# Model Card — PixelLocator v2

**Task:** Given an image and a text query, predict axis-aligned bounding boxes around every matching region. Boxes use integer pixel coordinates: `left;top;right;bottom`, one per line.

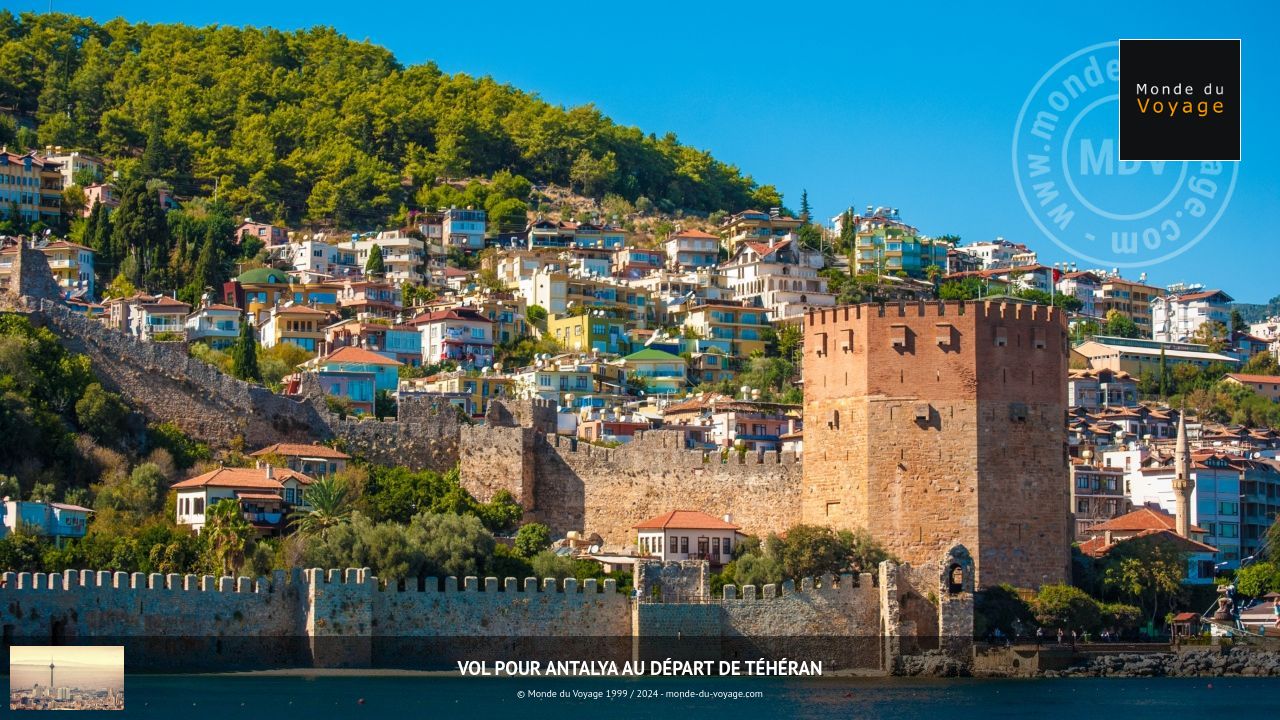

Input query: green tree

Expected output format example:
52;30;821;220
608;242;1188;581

1104;309;1140;339
230;320;261;382
514;522;552;558
138;117;172;181
1101;539;1186;627
1230;308;1247;333
74;382;129;445
798;189;811;223
1235;561;1280;598
1158;347;1170;397
110;179;171;290
1033;584;1103;632
1191;321;1228;353
202;498;254;576
365;243;385;277
291;473;353;536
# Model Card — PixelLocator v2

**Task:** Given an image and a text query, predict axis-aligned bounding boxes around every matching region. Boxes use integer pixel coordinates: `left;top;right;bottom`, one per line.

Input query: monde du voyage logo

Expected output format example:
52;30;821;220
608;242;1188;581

1012;40;1240;269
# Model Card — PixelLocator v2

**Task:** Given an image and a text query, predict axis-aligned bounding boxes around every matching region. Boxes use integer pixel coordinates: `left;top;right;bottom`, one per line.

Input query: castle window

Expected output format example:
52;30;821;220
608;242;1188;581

1009;403;1028;422
828;410;840;429
994;326;1008;347
815;331;828;356
1033;327;1047;349
935;323;954;346
842;328;854;352
948;565;964;594
890;324;909;349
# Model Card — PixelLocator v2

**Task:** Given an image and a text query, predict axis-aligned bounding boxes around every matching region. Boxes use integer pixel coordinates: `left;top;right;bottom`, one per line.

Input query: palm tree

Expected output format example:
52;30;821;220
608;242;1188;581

203;498;252;577
290;474;352;536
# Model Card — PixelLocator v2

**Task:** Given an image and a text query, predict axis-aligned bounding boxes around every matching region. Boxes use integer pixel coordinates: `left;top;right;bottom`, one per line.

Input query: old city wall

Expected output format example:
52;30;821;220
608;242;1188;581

802;301;1070;589
460;417;800;546
14;297;461;471
1;555;977;672
0;568;307;670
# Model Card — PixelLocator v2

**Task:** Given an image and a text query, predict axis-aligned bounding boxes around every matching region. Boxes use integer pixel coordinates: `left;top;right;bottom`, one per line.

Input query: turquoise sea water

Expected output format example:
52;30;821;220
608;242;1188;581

105;675;1280;719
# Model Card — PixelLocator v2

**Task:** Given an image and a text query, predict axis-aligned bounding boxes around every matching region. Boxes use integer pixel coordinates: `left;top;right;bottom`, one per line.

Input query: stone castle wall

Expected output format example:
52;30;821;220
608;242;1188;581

802;301;1071;589
22;299;461;471
0;555;975;673
459;416;801;545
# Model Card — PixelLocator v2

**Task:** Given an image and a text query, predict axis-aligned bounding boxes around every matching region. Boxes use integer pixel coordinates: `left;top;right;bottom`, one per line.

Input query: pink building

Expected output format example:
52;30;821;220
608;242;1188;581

237;220;288;246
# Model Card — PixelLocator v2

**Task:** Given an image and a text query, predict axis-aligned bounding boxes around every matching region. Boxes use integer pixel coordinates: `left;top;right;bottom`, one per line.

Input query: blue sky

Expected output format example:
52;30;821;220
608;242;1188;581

6;0;1277;302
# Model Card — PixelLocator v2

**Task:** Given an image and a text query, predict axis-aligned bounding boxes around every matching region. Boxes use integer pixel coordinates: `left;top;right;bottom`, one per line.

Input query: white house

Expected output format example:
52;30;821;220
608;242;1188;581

1151;288;1234;343
185;302;242;350
633;510;741;567
171;466;313;536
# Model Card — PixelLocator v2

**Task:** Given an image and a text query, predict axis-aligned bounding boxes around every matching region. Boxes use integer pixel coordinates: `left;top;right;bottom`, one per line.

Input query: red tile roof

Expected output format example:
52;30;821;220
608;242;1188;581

1224;373;1280;385
1079;528;1218;558
406;307;493;325
322;346;402;366
249;443;351;460
633;510;741;531
743;239;793;258
1089;506;1206;534
171;466;313;490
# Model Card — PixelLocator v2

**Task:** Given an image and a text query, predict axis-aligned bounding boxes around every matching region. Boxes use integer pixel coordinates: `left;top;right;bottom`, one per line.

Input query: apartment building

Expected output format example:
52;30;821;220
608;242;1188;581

1151;288;1234;343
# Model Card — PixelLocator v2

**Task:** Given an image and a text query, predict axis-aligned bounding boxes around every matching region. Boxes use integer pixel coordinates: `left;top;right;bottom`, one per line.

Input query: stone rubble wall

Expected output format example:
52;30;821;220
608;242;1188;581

458;415;801;545
20;299;461;471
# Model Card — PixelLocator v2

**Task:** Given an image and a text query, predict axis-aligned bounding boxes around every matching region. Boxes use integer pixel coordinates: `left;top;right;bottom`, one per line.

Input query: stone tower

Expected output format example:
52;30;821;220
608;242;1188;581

1172;411;1194;537
801;300;1071;589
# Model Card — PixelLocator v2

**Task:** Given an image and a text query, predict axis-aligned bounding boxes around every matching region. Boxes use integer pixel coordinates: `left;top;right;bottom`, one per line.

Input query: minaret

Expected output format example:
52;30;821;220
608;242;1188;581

1172;410;1194;537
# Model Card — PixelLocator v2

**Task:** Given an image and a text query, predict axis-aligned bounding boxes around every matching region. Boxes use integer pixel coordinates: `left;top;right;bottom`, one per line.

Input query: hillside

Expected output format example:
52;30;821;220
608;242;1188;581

0;11;782;227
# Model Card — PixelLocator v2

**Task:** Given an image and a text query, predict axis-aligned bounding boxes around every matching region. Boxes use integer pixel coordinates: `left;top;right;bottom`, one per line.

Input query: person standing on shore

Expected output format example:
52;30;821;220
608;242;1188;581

1272;600;1279;629
1035;627;1043;648
1057;628;1064;645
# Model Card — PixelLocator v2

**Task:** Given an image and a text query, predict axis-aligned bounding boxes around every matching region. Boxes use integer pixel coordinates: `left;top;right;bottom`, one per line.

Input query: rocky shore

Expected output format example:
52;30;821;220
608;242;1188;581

1045;647;1280;678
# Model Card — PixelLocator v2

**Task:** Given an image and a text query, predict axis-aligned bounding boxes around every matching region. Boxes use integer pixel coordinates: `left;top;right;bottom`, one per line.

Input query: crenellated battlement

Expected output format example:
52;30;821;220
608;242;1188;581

0;568;624;596
720;572;876;601
806;299;1062;327
539;430;801;468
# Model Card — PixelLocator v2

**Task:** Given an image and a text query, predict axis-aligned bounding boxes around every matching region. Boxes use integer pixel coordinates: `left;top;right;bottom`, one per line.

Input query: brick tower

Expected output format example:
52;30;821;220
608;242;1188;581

801;300;1071;589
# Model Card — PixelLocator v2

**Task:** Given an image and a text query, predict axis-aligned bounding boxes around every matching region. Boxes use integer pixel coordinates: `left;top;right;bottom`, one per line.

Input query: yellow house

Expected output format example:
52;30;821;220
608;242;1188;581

258;304;329;353
547;311;631;355
225;267;340;323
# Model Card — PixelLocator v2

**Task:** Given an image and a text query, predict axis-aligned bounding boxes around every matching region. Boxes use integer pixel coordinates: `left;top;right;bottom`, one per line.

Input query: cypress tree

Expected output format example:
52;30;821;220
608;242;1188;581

799;189;811;224
365;243;385;277
1158;347;1170;398
231;319;261;382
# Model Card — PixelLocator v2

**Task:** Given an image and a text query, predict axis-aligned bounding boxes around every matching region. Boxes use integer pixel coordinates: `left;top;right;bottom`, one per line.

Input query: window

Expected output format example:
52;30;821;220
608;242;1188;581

194;497;205;514
1076;500;1089;513
723;537;731;556
1076;476;1090;488
712;537;721;557
1219;523;1239;538
1219;501;1239;516
669;536;678;553
680;537;689;554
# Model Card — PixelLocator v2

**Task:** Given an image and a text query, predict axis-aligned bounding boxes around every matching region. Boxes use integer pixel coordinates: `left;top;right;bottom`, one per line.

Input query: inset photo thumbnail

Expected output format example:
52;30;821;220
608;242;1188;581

9;645;124;711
